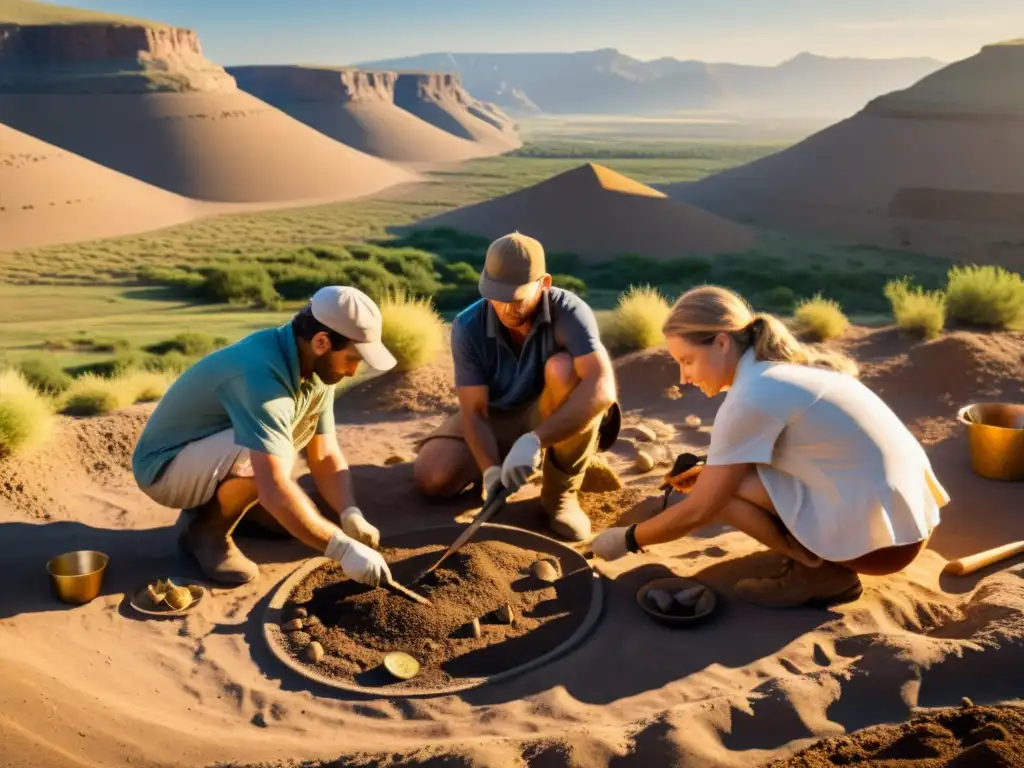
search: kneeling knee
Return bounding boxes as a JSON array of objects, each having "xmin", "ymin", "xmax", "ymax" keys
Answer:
[
  {"xmin": 544, "ymin": 352, "xmax": 577, "ymax": 390},
  {"xmin": 413, "ymin": 458, "xmax": 458, "ymax": 498}
]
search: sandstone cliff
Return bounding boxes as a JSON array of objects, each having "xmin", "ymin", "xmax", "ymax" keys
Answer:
[
  {"xmin": 0, "ymin": 22, "xmax": 236, "ymax": 93},
  {"xmin": 230, "ymin": 66, "xmax": 395, "ymax": 103}
]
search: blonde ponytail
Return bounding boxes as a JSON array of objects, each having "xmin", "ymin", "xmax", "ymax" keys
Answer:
[{"xmin": 662, "ymin": 285, "xmax": 859, "ymax": 377}]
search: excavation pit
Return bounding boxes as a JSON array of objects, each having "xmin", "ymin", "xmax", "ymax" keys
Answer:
[{"xmin": 263, "ymin": 523, "xmax": 603, "ymax": 696}]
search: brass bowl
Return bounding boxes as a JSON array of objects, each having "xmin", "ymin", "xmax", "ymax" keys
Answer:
[
  {"xmin": 957, "ymin": 403, "xmax": 1024, "ymax": 482},
  {"xmin": 46, "ymin": 550, "xmax": 109, "ymax": 604}
]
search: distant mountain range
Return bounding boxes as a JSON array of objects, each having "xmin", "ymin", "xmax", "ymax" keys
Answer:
[{"xmin": 356, "ymin": 49, "xmax": 946, "ymax": 119}]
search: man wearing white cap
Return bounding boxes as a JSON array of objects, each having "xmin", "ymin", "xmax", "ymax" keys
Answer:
[{"xmin": 132, "ymin": 286, "xmax": 397, "ymax": 587}]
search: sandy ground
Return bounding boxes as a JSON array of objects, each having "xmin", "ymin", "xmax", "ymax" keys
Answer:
[
  {"xmin": 0, "ymin": 92, "xmax": 414, "ymax": 204},
  {"xmin": 413, "ymin": 163, "xmax": 756, "ymax": 261},
  {"xmin": 1, "ymin": 326, "xmax": 1024, "ymax": 767}
]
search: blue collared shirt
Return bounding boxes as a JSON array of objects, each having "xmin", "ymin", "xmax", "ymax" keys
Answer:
[{"xmin": 450, "ymin": 287, "xmax": 603, "ymax": 410}]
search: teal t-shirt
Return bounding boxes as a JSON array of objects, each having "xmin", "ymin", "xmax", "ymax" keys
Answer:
[{"xmin": 131, "ymin": 324, "xmax": 335, "ymax": 488}]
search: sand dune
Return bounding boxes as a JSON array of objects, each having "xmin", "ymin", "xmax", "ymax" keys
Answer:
[
  {"xmin": 229, "ymin": 66, "xmax": 505, "ymax": 164},
  {"xmin": 0, "ymin": 91, "xmax": 416, "ymax": 203},
  {"xmin": 411, "ymin": 162, "xmax": 756, "ymax": 261},
  {"xmin": 0, "ymin": 122, "xmax": 207, "ymax": 250},
  {"xmin": 666, "ymin": 41, "xmax": 1024, "ymax": 264},
  {"xmin": 2, "ymin": 326, "xmax": 1022, "ymax": 766}
]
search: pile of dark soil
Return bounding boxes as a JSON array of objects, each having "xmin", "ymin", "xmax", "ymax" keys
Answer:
[
  {"xmin": 768, "ymin": 704, "xmax": 1024, "ymax": 767},
  {"xmin": 281, "ymin": 539, "xmax": 593, "ymax": 690}
]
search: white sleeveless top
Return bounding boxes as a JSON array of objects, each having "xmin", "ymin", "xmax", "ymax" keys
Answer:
[{"xmin": 705, "ymin": 349, "xmax": 949, "ymax": 562}]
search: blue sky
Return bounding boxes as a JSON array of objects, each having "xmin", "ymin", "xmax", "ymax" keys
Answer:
[{"xmin": 58, "ymin": 0, "xmax": 1024, "ymax": 66}]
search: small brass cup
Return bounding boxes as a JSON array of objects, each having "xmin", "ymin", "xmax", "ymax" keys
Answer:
[
  {"xmin": 46, "ymin": 550, "xmax": 109, "ymax": 604},
  {"xmin": 957, "ymin": 403, "xmax": 1024, "ymax": 482}
]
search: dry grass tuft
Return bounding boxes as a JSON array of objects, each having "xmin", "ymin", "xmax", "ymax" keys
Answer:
[
  {"xmin": 600, "ymin": 285, "xmax": 672, "ymax": 355},
  {"xmin": 793, "ymin": 294, "xmax": 849, "ymax": 342},
  {"xmin": 0, "ymin": 368, "xmax": 55, "ymax": 458},
  {"xmin": 379, "ymin": 290, "xmax": 446, "ymax": 371}
]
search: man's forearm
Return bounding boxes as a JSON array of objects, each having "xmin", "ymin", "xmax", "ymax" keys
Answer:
[
  {"xmin": 534, "ymin": 375, "xmax": 614, "ymax": 447},
  {"xmin": 463, "ymin": 410, "xmax": 501, "ymax": 472},
  {"xmin": 261, "ymin": 478, "xmax": 340, "ymax": 552},
  {"xmin": 310, "ymin": 455, "xmax": 357, "ymax": 519}
]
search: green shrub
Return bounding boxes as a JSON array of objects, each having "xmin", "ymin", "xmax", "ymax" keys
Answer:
[
  {"xmin": 122, "ymin": 371, "xmax": 175, "ymax": 403},
  {"xmin": 17, "ymin": 355, "xmax": 72, "ymax": 394},
  {"xmin": 752, "ymin": 286, "xmax": 798, "ymax": 313},
  {"xmin": 945, "ymin": 265, "xmax": 1024, "ymax": 329},
  {"xmin": 793, "ymin": 294, "xmax": 849, "ymax": 341},
  {"xmin": 61, "ymin": 374, "xmax": 137, "ymax": 416},
  {"xmin": 379, "ymin": 291, "xmax": 446, "ymax": 371},
  {"xmin": 199, "ymin": 265, "xmax": 280, "ymax": 308},
  {"xmin": 551, "ymin": 274, "xmax": 587, "ymax": 297},
  {"xmin": 441, "ymin": 261, "xmax": 479, "ymax": 284},
  {"xmin": 145, "ymin": 332, "xmax": 226, "ymax": 357},
  {"xmin": 0, "ymin": 369, "xmax": 55, "ymax": 458},
  {"xmin": 600, "ymin": 285, "xmax": 672, "ymax": 355},
  {"xmin": 884, "ymin": 277, "xmax": 946, "ymax": 340}
]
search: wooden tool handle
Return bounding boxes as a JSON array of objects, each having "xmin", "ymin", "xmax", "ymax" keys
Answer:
[{"xmin": 943, "ymin": 541, "xmax": 1024, "ymax": 575}]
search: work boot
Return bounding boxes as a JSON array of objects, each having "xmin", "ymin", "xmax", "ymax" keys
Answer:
[
  {"xmin": 733, "ymin": 558, "xmax": 863, "ymax": 609},
  {"xmin": 177, "ymin": 509, "xmax": 259, "ymax": 585},
  {"xmin": 540, "ymin": 450, "xmax": 592, "ymax": 542}
]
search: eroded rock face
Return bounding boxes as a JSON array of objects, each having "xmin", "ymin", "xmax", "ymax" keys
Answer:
[
  {"xmin": 0, "ymin": 23, "xmax": 236, "ymax": 93},
  {"xmin": 394, "ymin": 72, "xmax": 516, "ymax": 133},
  {"xmin": 229, "ymin": 66, "xmax": 396, "ymax": 103}
]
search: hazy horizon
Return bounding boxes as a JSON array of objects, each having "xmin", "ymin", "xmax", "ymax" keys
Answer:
[{"xmin": 47, "ymin": 0, "xmax": 1023, "ymax": 68}]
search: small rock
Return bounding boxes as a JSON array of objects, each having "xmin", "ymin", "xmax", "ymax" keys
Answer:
[
  {"xmin": 695, "ymin": 591, "xmax": 713, "ymax": 614},
  {"xmin": 634, "ymin": 451, "xmax": 655, "ymax": 472},
  {"xmin": 303, "ymin": 641, "xmax": 324, "ymax": 663},
  {"xmin": 531, "ymin": 559, "xmax": 560, "ymax": 583},
  {"xmin": 469, "ymin": 617, "xmax": 482, "ymax": 638},
  {"xmin": 622, "ymin": 424, "xmax": 658, "ymax": 442},
  {"xmin": 962, "ymin": 697, "xmax": 975, "ymax": 708},
  {"xmin": 293, "ymin": 607, "xmax": 308, "ymax": 619},
  {"xmin": 647, "ymin": 589, "xmax": 674, "ymax": 614},
  {"xmin": 384, "ymin": 455, "xmax": 408, "ymax": 466},
  {"xmin": 673, "ymin": 586, "xmax": 704, "ymax": 606},
  {"xmin": 684, "ymin": 415, "xmax": 702, "ymax": 428},
  {"xmin": 490, "ymin": 604, "xmax": 514, "ymax": 625},
  {"xmin": 282, "ymin": 618, "xmax": 303, "ymax": 631},
  {"xmin": 251, "ymin": 712, "xmax": 267, "ymax": 728}
]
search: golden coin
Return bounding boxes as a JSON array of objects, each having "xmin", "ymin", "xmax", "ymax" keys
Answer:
[{"xmin": 383, "ymin": 651, "xmax": 420, "ymax": 680}]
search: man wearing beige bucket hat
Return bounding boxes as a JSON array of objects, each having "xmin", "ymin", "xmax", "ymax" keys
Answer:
[
  {"xmin": 413, "ymin": 231, "xmax": 620, "ymax": 541},
  {"xmin": 132, "ymin": 286, "xmax": 398, "ymax": 587}
]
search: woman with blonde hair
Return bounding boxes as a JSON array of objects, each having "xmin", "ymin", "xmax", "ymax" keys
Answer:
[{"xmin": 589, "ymin": 285, "xmax": 949, "ymax": 608}]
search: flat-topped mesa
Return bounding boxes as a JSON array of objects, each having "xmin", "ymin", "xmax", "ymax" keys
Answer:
[
  {"xmin": 229, "ymin": 65, "xmax": 396, "ymax": 103},
  {"xmin": 863, "ymin": 41, "xmax": 1024, "ymax": 119},
  {"xmin": 0, "ymin": 22, "xmax": 237, "ymax": 93}
]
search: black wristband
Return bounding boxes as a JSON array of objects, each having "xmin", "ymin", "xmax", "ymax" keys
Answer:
[{"xmin": 625, "ymin": 523, "xmax": 642, "ymax": 553}]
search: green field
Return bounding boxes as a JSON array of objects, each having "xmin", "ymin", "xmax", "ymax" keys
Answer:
[{"xmin": 0, "ymin": 138, "xmax": 953, "ymax": 377}]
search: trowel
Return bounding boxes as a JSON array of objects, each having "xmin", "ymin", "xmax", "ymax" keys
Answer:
[{"xmin": 406, "ymin": 479, "xmax": 517, "ymax": 586}]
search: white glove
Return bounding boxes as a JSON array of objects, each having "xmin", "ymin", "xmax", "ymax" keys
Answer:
[
  {"xmin": 589, "ymin": 527, "xmax": 631, "ymax": 561},
  {"xmin": 324, "ymin": 530, "xmax": 392, "ymax": 587},
  {"xmin": 339, "ymin": 506, "xmax": 379, "ymax": 549},
  {"xmin": 482, "ymin": 465, "xmax": 502, "ymax": 501},
  {"xmin": 501, "ymin": 432, "xmax": 542, "ymax": 490}
]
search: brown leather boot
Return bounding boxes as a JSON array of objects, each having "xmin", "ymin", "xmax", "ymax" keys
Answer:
[
  {"xmin": 540, "ymin": 450, "xmax": 593, "ymax": 542},
  {"xmin": 733, "ymin": 558, "xmax": 863, "ymax": 609},
  {"xmin": 177, "ymin": 507, "xmax": 259, "ymax": 585}
]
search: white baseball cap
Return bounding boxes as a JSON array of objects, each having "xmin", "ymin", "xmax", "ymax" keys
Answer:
[{"xmin": 309, "ymin": 286, "xmax": 397, "ymax": 372}]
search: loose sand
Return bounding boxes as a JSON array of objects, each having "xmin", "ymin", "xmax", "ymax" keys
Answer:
[
  {"xmin": 411, "ymin": 162, "xmax": 757, "ymax": 261},
  {"xmin": 0, "ymin": 123, "xmax": 206, "ymax": 250},
  {"xmin": 277, "ymin": 540, "xmax": 587, "ymax": 691},
  {"xmin": 1, "ymin": 326, "xmax": 1024, "ymax": 766},
  {"xmin": 0, "ymin": 91, "xmax": 414, "ymax": 203}
]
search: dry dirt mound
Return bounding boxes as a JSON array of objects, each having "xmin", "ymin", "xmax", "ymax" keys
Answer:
[
  {"xmin": 0, "ymin": 91, "xmax": 414, "ymax": 203},
  {"xmin": 411, "ymin": 162, "xmax": 756, "ymax": 262},
  {"xmin": 229, "ymin": 66, "xmax": 509, "ymax": 164},
  {"xmin": 0, "ymin": 405, "xmax": 150, "ymax": 521},
  {"xmin": 767, "ymin": 704, "xmax": 1024, "ymax": 767},
  {"xmin": 0, "ymin": 122, "xmax": 204, "ymax": 250},
  {"xmin": 335, "ymin": 363, "xmax": 458, "ymax": 419},
  {"xmin": 666, "ymin": 42, "xmax": 1024, "ymax": 262}
]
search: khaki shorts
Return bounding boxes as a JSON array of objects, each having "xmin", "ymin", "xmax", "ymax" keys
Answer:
[
  {"xmin": 417, "ymin": 399, "xmax": 544, "ymax": 458},
  {"xmin": 140, "ymin": 428, "xmax": 254, "ymax": 511}
]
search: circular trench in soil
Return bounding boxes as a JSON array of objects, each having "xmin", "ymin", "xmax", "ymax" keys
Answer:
[{"xmin": 263, "ymin": 523, "xmax": 604, "ymax": 697}]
